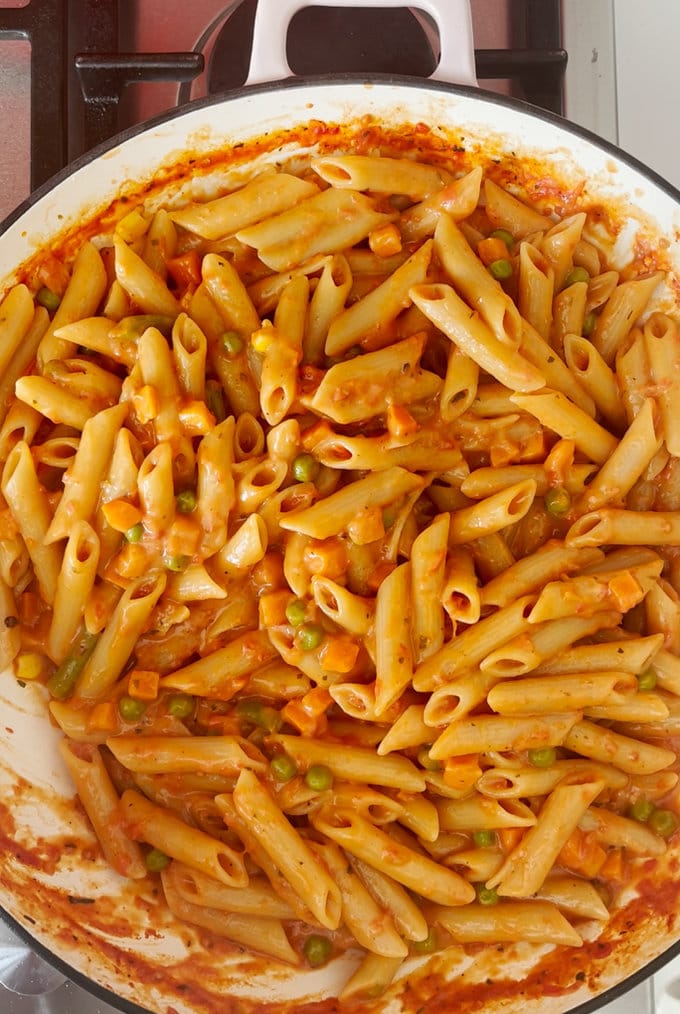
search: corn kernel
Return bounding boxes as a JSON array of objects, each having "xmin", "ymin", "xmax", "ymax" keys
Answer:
[
  {"xmin": 15, "ymin": 652, "xmax": 45, "ymax": 681},
  {"xmin": 251, "ymin": 323, "xmax": 275, "ymax": 354}
]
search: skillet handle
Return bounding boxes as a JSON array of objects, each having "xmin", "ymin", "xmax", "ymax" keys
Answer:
[{"xmin": 246, "ymin": 0, "xmax": 477, "ymax": 87}]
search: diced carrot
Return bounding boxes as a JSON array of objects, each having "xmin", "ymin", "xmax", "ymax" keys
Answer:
[
  {"xmin": 101, "ymin": 498, "xmax": 143, "ymax": 533},
  {"xmin": 178, "ymin": 399, "xmax": 216, "ymax": 435},
  {"xmin": 258, "ymin": 589, "xmax": 294, "ymax": 628},
  {"xmin": 319, "ymin": 635, "xmax": 360, "ymax": 674},
  {"xmin": 167, "ymin": 250, "xmax": 201, "ymax": 290},
  {"xmin": 133, "ymin": 384, "xmax": 159, "ymax": 423},
  {"xmin": 347, "ymin": 507, "xmax": 385, "ymax": 546},
  {"xmin": 366, "ymin": 560, "xmax": 397, "ymax": 592},
  {"xmin": 557, "ymin": 827, "xmax": 607, "ymax": 878},
  {"xmin": 303, "ymin": 537, "xmax": 348, "ymax": 579},
  {"xmin": 499, "ymin": 827, "xmax": 525, "ymax": 852},
  {"xmin": 386, "ymin": 403, "xmax": 419, "ymax": 439},
  {"xmin": 251, "ymin": 551, "xmax": 286, "ymax": 592},
  {"xmin": 110, "ymin": 542, "xmax": 149, "ymax": 580},
  {"xmin": 127, "ymin": 668, "xmax": 160, "ymax": 702},
  {"xmin": 477, "ymin": 236, "xmax": 510, "ymax": 267},
  {"xmin": 165, "ymin": 515, "xmax": 201, "ymax": 557},
  {"xmin": 369, "ymin": 223, "xmax": 403, "ymax": 258},
  {"xmin": 597, "ymin": 847, "xmax": 625, "ymax": 882},
  {"xmin": 608, "ymin": 572, "xmax": 644, "ymax": 612},
  {"xmin": 300, "ymin": 419, "xmax": 334, "ymax": 451},
  {"xmin": 36, "ymin": 254, "xmax": 71, "ymax": 296},
  {"xmin": 87, "ymin": 701, "xmax": 118, "ymax": 732},
  {"xmin": 281, "ymin": 686, "xmax": 332, "ymax": 737},
  {"xmin": 442, "ymin": 754, "xmax": 482, "ymax": 792}
]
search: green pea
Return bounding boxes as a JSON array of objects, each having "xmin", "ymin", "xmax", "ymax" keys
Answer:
[
  {"xmin": 582, "ymin": 310, "xmax": 597, "ymax": 337},
  {"xmin": 145, "ymin": 847, "xmax": 171, "ymax": 872},
  {"xmin": 297, "ymin": 622, "xmax": 324, "ymax": 651},
  {"xmin": 303, "ymin": 933, "xmax": 333, "ymax": 967},
  {"xmin": 236, "ymin": 698, "xmax": 282, "ymax": 732},
  {"xmin": 629, "ymin": 797, "xmax": 654, "ymax": 823},
  {"xmin": 476, "ymin": 885, "xmax": 499, "ymax": 906},
  {"xmin": 164, "ymin": 554, "xmax": 190, "ymax": 573},
  {"xmin": 125, "ymin": 522, "xmax": 144, "ymax": 543},
  {"xmin": 166, "ymin": 694, "xmax": 195, "ymax": 719},
  {"xmin": 221, "ymin": 330, "xmax": 244, "ymax": 356},
  {"xmin": 544, "ymin": 486, "xmax": 571, "ymax": 518},
  {"xmin": 411, "ymin": 928, "xmax": 438, "ymax": 953},
  {"xmin": 528, "ymin": 747, "xmax": 557, "ymax": 768},
  {"xmin": 175, "ymin": 489, "xmax": 197, "ymax": 513},
  {"xmin": 285, "ymin": 599, "xmax": 307, "ymax": 626},
  {"xmin": 119, "ymin": 695, "xmax": 147, "ymax": 722},
  {"xmin": 472, "ymin": 830, "xmax": 496, "ymax": 848},
  {"xmin": 563, "ymin": 266, "xmax": 590, "ymax": 288},
  {"xmin": 417, "ymin": 745, "xmax": 443, "ymax": 772},
  {"xmin": 649, "ymin": 808, "xmax": 679, "ymax": 838},
  {"xmin": 36, "ymin": 286, "xmax": 61, "ymax": 313},
  {"xmin": 488, "ymin": 258, "xmax": 513, "ymax": 280},
  {"xmin": 637, "ymin": 668, "xmax": 657, "ymax": 691},
  {"xmin": 270, "ymin": 752, "xmax": 298, "ymax": 782},
  {"xmin": 304, "ymin": 764, "xmax": 333, "ymax": 792},
  {"xmin": 489, "ymin": 228, "xmax": 515, "ymax": 249},
  {"xmin": 291, "ymin": 453, "xmax": 319, "ymax": 483}
]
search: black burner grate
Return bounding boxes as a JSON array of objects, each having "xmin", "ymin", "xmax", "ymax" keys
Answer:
[{"xmin": 0, "ymin": 0, "xmax": 566, "ymax": 191}]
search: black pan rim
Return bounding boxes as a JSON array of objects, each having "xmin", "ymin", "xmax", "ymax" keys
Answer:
[{"xmin": 1, "ymin": 70, "xmax": 680, "ymax": 1014}]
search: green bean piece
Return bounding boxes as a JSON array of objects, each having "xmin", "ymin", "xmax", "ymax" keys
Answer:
[
  {"xmin": 166, "ymin": 694, "xmax": 195, "ymax": 719},
  {"xmin": 205, "ymin": 380, "xmax": 227, "ymax": 423},
  {"xmin": 649, "ymin": 808, "xmax": 679, "ymax": 838},
  {"xmin": 292, "ymin": 453, "xmax": 320, "ymax": 483},
  {"xmin": 297, "ymin": 622, "xmax": 325, "ymax": 651},
  {"xmin": 119, "ymin": 695, "xmax": 147, "ymax": 722},
  {"xmin": 145, "ymin": 848, "xmax": 171, "ymax": 872},
  {"xmin": 270, "ymin": 753, "xmax": 298, "ymax": 782},
  {"xmin": 285, "ymin": 599, "xmax": 307, "ymax": 626},
  {"xmin": 528, "ymin": 747, "xmax": 557, "ymax": 768},
  {"xmin": 472, "ymin": 829, "xmax": 496, "ymax": 848},
  {"xmin": 112, "ymin": 314, "xmax": 175, "ymax": 340},
  {"xmin": 36, "ymin": 286, "xmax": 61, "ymax": 313},
  {"xmin": 303, "ymin": 934, "xmax": 332, "ymax": 967},
  {"xmin": 304, "ymin": 764, "xmax": 333, "ymax": 792},
  {"xmin": 47, "ymin": 631, "xmax": 99, "ymax": 700},
  {"xmin": 488, "ymin": 258, "xmax": 513, "ymax": 280},
  {"xmin": 582, "ymin": 310, "xmax": 597, "ymax": 337}
]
